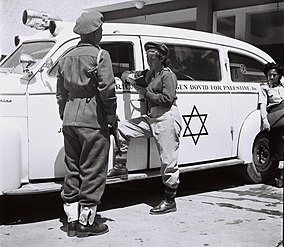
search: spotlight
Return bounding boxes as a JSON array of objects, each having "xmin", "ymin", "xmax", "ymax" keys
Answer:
[{"xmin": 134, "ymin": 1, "xmax": 145, "ymax": 9}]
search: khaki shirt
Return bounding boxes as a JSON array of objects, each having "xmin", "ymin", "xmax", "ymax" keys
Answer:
[
  {"xmin": 56, "ymin": 43, "xmax": 117, "ymax": 129},
  {"xmin": 259, "ymin": 82, "xmax": 284, "ymax": 110},
  {"xmin": 143, "ymin": 67, "xmax": 178, "ymax": 110}
]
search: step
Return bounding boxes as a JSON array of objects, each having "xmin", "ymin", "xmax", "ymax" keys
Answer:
[{"xmin": 3, "ymin": 158, "xmax": 244, "ymax": 195}]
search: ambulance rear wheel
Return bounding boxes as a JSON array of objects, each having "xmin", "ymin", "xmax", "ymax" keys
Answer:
[{"xmin": 246, "ymin": 132, "xmax": 278, "ymax": 183}]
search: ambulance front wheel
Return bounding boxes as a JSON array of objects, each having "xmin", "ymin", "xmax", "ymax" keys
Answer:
[{"xmin": 246, "ymin": 132, "xmax": 279, "ymax": 183}]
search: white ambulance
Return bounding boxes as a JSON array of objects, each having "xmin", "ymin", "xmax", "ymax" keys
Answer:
[{"xmin": 0, "ymin": 10, "xmax": 277, "ymax": 195}]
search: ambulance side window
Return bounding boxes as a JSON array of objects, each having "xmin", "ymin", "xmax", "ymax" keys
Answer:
[
  {"xmin": 166, "ymin": 44, "xmax": 221, "ymax": 81},
  {"xmin": 48, "ymin": 46, "xmax": 76, "ymax": 77},
  {"xmin": 1, "ymin": 41, "xmax": 55, "ymax": 74},
  {"xmin": 49, "ymin": 42, "xmax": 134, "ymax": 79},
  {"xmin": 228, "ymin": 52, "xmax": 266, "ymax": 83},
  {"xmin": 100, "ymin": 42, "xmax": 134, "ymax": 78}
]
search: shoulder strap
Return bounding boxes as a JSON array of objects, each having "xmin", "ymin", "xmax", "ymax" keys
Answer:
[
  {"xmin": 97, "ymin": 48, "xmax": 103, "ymax": 65},
  {"xmin": 87, "ymin": 48, "xmax": 104, "ymax": 74}
]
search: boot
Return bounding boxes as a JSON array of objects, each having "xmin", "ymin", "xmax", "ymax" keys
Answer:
[
  {"xmin": 63, "ymin": 202, "xmax": 79, "ymax": 237},
  {"xmin": 107, "ymin": 163, "xmax": 128, "ymax": 179},
  {"xmin": 77, "ymin": 222, "xmax": 109, "ymax": 238},
  {"xmin": 275, "ymin": 177, "xmax": 283, "ymax": 188},
  {"xmin": 67, "ymin": 220, "xmax": 78, "ymax": 237},
  {"xmin": 275, "ymin": 169, "xmax": 283, "ymax": 188},
  {"xmin": 107, "ymin": 150, "xmax": 128, "ymax": 179},
  {"xmin": 149, "ymin": 199, "xmax": 177, "ymax": 215},
  {"xmin": 77, "ymin": 205, "xmax": 108, "ymax": 237},
  {"xmin": 149, "ymin": 187, "xmax": 177, "ymax": 215}
]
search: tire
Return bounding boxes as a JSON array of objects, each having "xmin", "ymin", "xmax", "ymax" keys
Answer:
[{"xmin": 245, "ymin": 132, "xmax": 279, "ymax": 183}]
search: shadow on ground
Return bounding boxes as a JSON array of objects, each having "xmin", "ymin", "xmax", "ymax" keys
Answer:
[{"xmin": 0, "ymin": 165, "xmax": 267, "ymax": 225}]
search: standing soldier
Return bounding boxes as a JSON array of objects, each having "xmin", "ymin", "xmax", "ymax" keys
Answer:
[{"xmin": 56, "ymin": 10, "xmax": 117, "ymax": 237}]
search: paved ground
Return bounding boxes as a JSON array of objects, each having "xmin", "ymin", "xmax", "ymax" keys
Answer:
[{"xmin": 0, "ymin": 166, "xmax": 283, "ymax": 247}]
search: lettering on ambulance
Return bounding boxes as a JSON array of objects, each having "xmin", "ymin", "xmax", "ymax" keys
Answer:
[
  {"xmin": 177, "ymin": 83, "xmax": 258, "ymax": 93},
  {"xmin": 0, "ymin": 99, "xmax": 12, "ymax": 103},
  {"xmin": 182, "ymin": 105, "xmax": 208, "ymax": 145},
  {"xmin": 116, "ymin": 82, "xmax": 258, "ymax": 92},
  {"xmin": 115, "ymin": 83, "xmax": 131, "ymax": 91}
]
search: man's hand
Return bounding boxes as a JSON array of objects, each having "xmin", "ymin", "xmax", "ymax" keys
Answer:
[
  {"xmin": 121, "ymin": 71, "xmax": 131, "ymax": 83},
  {"xmin": 133, "ymin": 84, "xmax": 147, "ymax": 96},
  {"xmin": 107, "ymin": 114, "xmax": 119, "ymax": 126},
  {"xmin": 262, "ymin": 117, "xmax": 270, "ymax": 131},
  {"xmin": 108, "ymin": 121, "xmax": 118, "ymax": 135},
  {"xmin": 108, "ymin": 119, "xmax": 122, "ymax": 156}
]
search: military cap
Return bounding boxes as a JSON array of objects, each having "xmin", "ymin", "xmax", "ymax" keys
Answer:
[
  {"xmin": 73, "ymin": 10, "xmax": 104, "ymax": 35},
  {"xmin": 144, "ymin": 42, "xmax": 169, "ymax": 57}
]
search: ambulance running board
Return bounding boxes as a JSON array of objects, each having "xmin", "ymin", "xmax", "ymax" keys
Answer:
[
  {"xmin": 3, "ymin": 182, "xmax": 63, "ymax": 195},
  {"xmin": 3, "ymin": 158, "xmax": 244, "ymax": 195},
  {"xmin": 107, "ymin": 158, "xmax": 244, "ymax": 184}
]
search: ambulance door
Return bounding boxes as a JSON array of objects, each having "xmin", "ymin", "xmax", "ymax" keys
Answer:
[
  {"xmin": 101, "ymin": 36, "xmax": 148, "ymax": 171},
  {"xmin": 225, "ymin": 48, "xmax": 267, "ymax": 157},
  {"xmin": 140, "ymin": 37, "xmax": 233, "ymax": 168},
  {"xmin": 27, "ymin": 38, "xmax": 80, "ymax": 180}
]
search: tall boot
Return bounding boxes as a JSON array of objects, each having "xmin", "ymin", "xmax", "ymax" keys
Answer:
[
  {"xmin": 275, "ymin": 169, "xmax": 283, "ymax": 188},
  {"xmin": 107, "ymin": 150, "xmax": 128, "ymax": 179},
  {"xmin": 77, "ymin": 205, "xmax": 109, "ymax": 237},
  {"xmin": 63, "ymin": 202, "xmax": 79, "ymax": 237},
  {"xmin": 150, "ymin": 187, "xmax": 177, "ymax": 215}
]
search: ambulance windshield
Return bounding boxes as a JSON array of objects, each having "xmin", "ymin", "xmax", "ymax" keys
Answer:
[{"xmin": 0, "ymin": 41, "xmax": 55, "ymax": 74}]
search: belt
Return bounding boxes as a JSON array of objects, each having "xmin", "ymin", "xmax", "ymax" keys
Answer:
[
  {"xmin": 147, "ymin": 106, "xmax": 170, "ymax": 118},
  {"xmin": 68, "ymin": 94, "xmax": 95, "ymax": 100}
]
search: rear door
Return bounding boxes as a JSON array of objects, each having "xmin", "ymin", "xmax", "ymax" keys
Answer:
[
  {"xmin": 225, "ymin": 48, "xmax": 268, "ymax": 157},
  {"xmin": 140, "ymin": 36, "xmax": 233, "ymax": 168}
]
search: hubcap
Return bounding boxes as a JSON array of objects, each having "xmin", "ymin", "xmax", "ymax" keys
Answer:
[{"xmin": 254, "ymin": 141, "xmax": 270, "ymax": 171}]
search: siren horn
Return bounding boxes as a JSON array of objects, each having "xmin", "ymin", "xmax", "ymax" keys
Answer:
[{"xmin": 22, "ymin": 9, "xmax": 62, "ymax": 30}]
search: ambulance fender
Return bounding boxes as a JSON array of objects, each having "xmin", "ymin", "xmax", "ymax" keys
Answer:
[
  {"xmin": 0, "ymin": 119, "xmax": 25, "ymax": 195},
  {"xmin": 237, "ymin": 110, "xmax": 261, "ymax": 164}
]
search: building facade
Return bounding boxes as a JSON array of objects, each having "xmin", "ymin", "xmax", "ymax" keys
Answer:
[
  {"xmin": 88, "ymin": 0, "xmax": 283, "ymax": 64},
  {"xmin": 1, "ymin": 0, "xmax": 283, "ymax": 64}
]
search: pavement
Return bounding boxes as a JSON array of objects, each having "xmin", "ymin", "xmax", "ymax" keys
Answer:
[{"xmin": 0, "ymin": 168, "xmax": 283, "ymax": 247}]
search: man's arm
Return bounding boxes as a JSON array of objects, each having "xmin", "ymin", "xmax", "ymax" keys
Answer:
[
  {"xmin": 145, "ymin": 72, "xmax": 177, "ymax": 108},
  {"xmin": 96, "ymin": 50, "xmax": 117, "ymax": 124},
  {"xmin": 259, "ymin": 86, "xmax": 270, "ymax": 131},
  {"xmin": 56, "ymin": 71, "xmax": 69, "ymax": 120}
]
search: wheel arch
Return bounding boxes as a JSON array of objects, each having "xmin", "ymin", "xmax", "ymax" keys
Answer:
[
  {"xmin": 237, "ymin": 111, "xmax": 279, "ymax": 183},
  {"xmin": 237, "ymin": 110, "xmax": 261, "ymax": 163},
  {"xmin": 0, "ymin": 118, "xmax": 28, "ymax": 195}
]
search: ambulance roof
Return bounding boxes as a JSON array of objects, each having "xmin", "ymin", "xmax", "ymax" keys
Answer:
[{"xmin": 24, "ymin": 22, "xmax": 272, "ymax": 62}]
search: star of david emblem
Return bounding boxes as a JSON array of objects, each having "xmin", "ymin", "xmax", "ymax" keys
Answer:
[{"xmin": 182, "ymin": 105, "xmax": 208, "ymax": 145}]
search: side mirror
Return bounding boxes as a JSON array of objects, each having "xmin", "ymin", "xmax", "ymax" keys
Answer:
[
  {"xmin": 45, "ymin": 57, "xmax": 54, "ymax": 70},
  {"xmin": 38, "ymin": 57, "xmax": 54, "ymax": 74},
  {"xmin": 20, "ymin": 54, "xmax": 36, "ymax": 74}
]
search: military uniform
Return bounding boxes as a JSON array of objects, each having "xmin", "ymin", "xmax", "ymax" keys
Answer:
[
  {"xmin": 118, "ymin": 67, "xmax": 182, "ymax": 189},
  {"xmin": 108, "ymin": 42, "xmax": 182, "ymax": 214},
  {"xmin": 57, "ymin": 43, "xmax": 116, "ymax": 204},
  {"xmin": 57, "ymin": 10, "xmax": 116, "ymax": 237}
]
